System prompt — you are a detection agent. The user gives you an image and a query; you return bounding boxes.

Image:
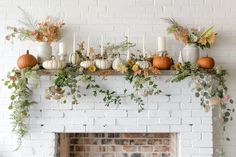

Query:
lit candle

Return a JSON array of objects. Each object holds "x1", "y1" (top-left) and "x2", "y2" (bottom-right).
[
  {"x1": 142, "y1": 35, "x2": 145, "y2": 58},
  {"x1": 126, "y1": 29, "x2": 130, "y2": 61},
  {"x1": 157, "y1": 36, "x2": 166, "y2": 52},
  {"x1": 73, "y1": 32, "x2": 76, "y2": 53},
  {"x1": 101, "y1": 35, "x2": 104, "y2": 57},
  {"x1": 86, "y1": 34, "x2": 90, "y2": 57}
]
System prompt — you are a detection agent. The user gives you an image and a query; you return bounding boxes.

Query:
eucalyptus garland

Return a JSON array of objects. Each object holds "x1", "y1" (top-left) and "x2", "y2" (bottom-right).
[
  {"x1": 3, "y1": 62, "x2": 235, "y2": 150},
  {"x1": 3, "y1": 67, "x2": 39, "y2": 148},
  {"x1": 171, "y1": 62, "x2": 234, "y2": 126}
]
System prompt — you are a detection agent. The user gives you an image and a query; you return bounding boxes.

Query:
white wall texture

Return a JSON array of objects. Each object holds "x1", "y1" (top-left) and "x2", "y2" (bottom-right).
[
  {"x1": 0, "y1": 75, "x2": 214, "y2": 157},
  {"x1": 0, "y1": 0, "x2": 235, "y2": 157}
]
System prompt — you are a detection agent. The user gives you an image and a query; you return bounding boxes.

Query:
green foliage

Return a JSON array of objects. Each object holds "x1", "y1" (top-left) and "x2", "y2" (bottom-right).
[
  {"x1": 4, "y1": 61, "x2": 234, "y2": 150},
  {"x1": 3, "y1": 67, "x2": 39, "y2": 148},
  {"x1": 48, "y1": 67, "x2": 122, "y2": 106},
  {"x1": 47, "y1": 64, "x2": 84, "y2": 104},
  {"x1": 124, "y1": 67, "x2": 161, "y2": 112},
  {"x1": 105, "y1": 36, "x2": 136, "y2": 57},
  {"x1": 172, "y1": 62, "x2": 234, "y2": 126},
  {"x1": 80, "y1": 74, "x2": 122, "y2": 106}
]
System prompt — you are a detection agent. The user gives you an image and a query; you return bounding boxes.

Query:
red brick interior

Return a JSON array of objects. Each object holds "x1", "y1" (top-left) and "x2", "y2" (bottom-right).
[{"x1": 57, "y1": 133, "x2": 176, "y2": 157}]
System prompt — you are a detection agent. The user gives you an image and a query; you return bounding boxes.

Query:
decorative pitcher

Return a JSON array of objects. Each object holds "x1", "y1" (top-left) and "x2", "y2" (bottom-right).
[
  {"x1": 182, "y1": 44, "x2": 199, "y2": 63},
  {"x1": 37, "y1": 42, "x2": 52, "y2": 63}
]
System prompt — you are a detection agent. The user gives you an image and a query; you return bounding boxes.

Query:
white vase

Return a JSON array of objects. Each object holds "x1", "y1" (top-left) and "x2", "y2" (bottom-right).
[
  {"x1": 182, "y1": 44, "x2": 200, "y2": 63},
  {"x1": 37, "y1": 42, "x2": 52, "y2": 63}
]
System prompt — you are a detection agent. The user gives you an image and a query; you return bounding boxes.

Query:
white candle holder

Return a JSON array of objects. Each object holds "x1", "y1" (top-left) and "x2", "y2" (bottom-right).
[
  {"x1": 59, "y1": 53, "x2": 67, "y2": 61},
  {"x1": 157, "y1": 50, "x2": 168, "y2": 56}
]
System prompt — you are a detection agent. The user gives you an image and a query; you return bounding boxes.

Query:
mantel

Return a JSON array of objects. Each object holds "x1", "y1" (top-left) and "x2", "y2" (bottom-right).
[{"x1": 31, "y1": 69, "x2": 173, "y2": 76}]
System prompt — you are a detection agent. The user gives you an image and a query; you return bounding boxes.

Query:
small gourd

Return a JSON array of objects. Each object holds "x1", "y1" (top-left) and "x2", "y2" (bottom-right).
[
  {"x1": 135, "y1": 60, "x2": 151, "y2": 69},
  {"x1": 95, "y1": 59, "x2": 112, "y2": 70},
  {"x1": 112, "y1": 56, "x2": 124, "y2": 70},
  {"x1": 197, "y1": 56, "x2": 215, "y2": 69},
  {"x1": 69, "y1": 52, "x2": 80, "y2": 65},
  {"x1": 17, "y1": 50, "x2": 38, "y2": 70},
  {"x1": 42, "y1": 56, "x2": 66, "y2": 70},
  {"x1": 152, "y1": 53, "x2": 172, "y2": 70},
  {"x1": 80, "y1": 60, "x2": 94, "y2": 69}
]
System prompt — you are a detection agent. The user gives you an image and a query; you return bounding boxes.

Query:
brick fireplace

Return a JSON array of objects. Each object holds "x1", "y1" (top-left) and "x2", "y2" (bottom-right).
[
  {"x1": 57, "y1": 133, "x2": 177, "y2": 157},
  {"x1": 12, "y1": 75, "x2": 213, "y2": 157}
]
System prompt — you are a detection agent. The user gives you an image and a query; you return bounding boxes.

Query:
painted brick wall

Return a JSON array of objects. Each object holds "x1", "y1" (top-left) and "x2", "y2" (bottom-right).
[
  {"x1": 0, "y1": 75, "x2": 213, "y2": 157},
  {"x1": 0, "y1": 0, "x2": 235, "y2": 157}
]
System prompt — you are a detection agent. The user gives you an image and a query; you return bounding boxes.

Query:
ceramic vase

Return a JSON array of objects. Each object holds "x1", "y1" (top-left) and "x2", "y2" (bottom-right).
[
  {"x1": 182, "y1": 44, "x2": 200, "y2": 63},
  {"x1": 37, "y1": 42, "x2": 52, "y2": 63}
]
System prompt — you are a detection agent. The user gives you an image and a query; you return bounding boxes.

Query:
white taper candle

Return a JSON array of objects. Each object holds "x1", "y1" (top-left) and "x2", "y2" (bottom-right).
[
  {"x1": 126, "y1": 29, "x2": 130, "y2": 61},
  {"x1": 101, "y1": 35, "x2": 104, "y2": 57},
  {"x1": 142, "y1": 35, "x2": 145, "y2": 58},
  {"x1": 87, "y1": 34, "x2": 90, "y2": 57},
  {"x1": 73, "y1": 32, "x2": 76, "y2": 53}
]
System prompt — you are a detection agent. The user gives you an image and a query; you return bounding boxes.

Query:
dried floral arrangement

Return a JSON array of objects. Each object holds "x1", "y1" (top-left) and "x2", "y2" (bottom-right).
[
  {"x1": 5, "y1": 7, "x2": 65, "y2": 43},
  {"x1": 163, "y1": 18, "x2": 217, "y2": 49}
]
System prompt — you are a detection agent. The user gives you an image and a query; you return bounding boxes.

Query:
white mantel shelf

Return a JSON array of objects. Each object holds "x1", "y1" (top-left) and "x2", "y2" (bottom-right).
[{"x1": 34, "y1": 69, "x2": 174, "y2": 76}]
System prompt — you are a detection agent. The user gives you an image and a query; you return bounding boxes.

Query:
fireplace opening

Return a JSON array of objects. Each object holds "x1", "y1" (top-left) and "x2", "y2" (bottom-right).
[{"x1": 56, "y1": 133, "x2": 177, "y2": 157}]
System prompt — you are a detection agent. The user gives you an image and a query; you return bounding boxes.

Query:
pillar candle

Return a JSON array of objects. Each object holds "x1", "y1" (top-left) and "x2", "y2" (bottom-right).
[
  {"x1": 157, "y1": 36, "x2": 166, "y2": 52},
  {"x1": 59, "y1": 42, "x2": 65, "y2": 55}
]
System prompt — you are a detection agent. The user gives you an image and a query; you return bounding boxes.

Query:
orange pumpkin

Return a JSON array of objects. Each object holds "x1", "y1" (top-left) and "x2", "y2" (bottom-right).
[
  {"x1": 17, "y1": 50, "x2": 38, "y2": 70},
  {"x1": 152, "y1": 54, "x2": 172, "y2": 70},
  {"x1": 197, "y1": 56, "x2": 215, "y2": 69}
]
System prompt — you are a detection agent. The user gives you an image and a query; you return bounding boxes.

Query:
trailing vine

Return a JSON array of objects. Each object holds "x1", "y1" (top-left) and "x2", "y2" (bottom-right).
[
  {"x1": 124, "y1": 62, "x2": 162, "y2": 112},
  {"x1": 80, "y1": 74, "x2": 122, "y2": 106},
  {"x1": 46, "y1": 66, "x2": 122, "y2": 107},
  {"x1": 45, "y1": 64, "x2": 84, "y2": 104},
  {"x1": 3, "y1": 62, "x2": 234, "y2": 150},
  {"x1": 3, "y1": 67, "x2": 39, "y2": 148},
  {"x1": 172, "y1": 62, "x2": 234, "y2": 131}
]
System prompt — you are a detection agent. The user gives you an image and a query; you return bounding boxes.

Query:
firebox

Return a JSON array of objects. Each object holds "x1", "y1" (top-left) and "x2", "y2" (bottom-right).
[{"x1": 56, "y1": 133, "x2": 177, "y2": 157}]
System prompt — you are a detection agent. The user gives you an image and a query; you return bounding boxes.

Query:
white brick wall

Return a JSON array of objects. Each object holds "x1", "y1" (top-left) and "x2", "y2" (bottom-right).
[
  {"x1": 0, "y1": 0, "x2": 235, "y2": 157},
  {"x1": 0, "y1": 76, "x2": 214, "y2": 157}
]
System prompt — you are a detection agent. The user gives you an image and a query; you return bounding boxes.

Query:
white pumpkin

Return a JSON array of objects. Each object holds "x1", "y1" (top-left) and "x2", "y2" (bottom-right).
[
  {"x1": 69, "y1": 52, "x2": 80, "y2": 65},
  {"x1": 136, "y1": 60, "x2": 151, "y2": 69},
  {"x1": 80, "y1": 60, "x2": 94, "y2": 69},
  {"x1": 42, "y1": 56, "x2": 66, "y2": 70},
  {"x1": 95, "y1": 59, "x2": 112, "y2": 70},
  {"x1": 112, "y1": 57, "x2": 124, "y2": 70}
]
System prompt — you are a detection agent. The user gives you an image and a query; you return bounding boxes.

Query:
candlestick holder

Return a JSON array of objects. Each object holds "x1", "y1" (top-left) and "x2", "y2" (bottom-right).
[
  {"x1": 58, "y1": 53, "x2": 67, "y2": 61},
  {"x1": 157, "y1": 50, "x2": 168, "y2": 56}
]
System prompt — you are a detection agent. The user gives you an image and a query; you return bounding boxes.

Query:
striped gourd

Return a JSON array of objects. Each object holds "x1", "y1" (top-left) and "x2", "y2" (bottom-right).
[{"x1": 69, "y1": 52, "x2": 80, "y2": 65}]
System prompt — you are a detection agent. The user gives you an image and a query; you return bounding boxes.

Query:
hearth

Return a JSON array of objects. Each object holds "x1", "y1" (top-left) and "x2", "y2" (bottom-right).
[{"x1": 56, "y1": 133, "x2": 177, "y2": 157}]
